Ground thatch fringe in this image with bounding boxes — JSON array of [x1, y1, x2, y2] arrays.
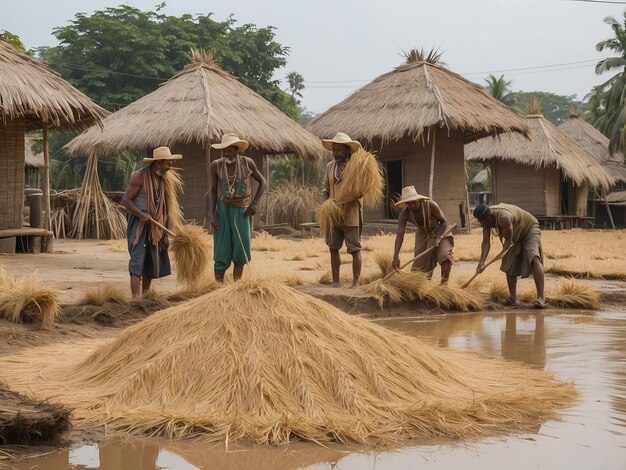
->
[[0, 39, 107, 131], [0, 381, 70, 445], [0, 268, 61, 326], [0, 279, 575, 444]]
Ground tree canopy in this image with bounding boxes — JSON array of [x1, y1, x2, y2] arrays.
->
[[37, 5, 299, 118]]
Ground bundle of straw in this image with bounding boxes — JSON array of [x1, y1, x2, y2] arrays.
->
[[0, 268, 62, 326], [0, 279, 575, 444], [169, 224, 213, 290], [317, 149, 384, 236]]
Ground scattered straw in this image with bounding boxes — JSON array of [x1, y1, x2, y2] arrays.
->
[[0, 279, 575, 445], [548, 278, 600, 310], [79, 283, 129, 306], [0, 268, 62, 326]]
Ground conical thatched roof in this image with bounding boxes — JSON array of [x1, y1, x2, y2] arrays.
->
[[24, 137, 43, 168], [465, 111, 615, 189], [558, 112, 626, 184], [66, 51, 324, 160], [307, 55, 529, 144], [0, 39, 107, 131]]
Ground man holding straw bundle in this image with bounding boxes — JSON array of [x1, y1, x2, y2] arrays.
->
[[207, 133, 266, 282], [392, 186, 454, 284], [473, 203, 546, 308], [319, 132, 383, 288], [121, 147, 183, 297]]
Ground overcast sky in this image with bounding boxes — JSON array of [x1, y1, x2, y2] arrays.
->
[[3, 0, 626, 113]]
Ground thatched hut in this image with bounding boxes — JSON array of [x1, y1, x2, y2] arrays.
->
[[306, 49, 529, 227], [0, 38, 106, 251], [465, 101, 614, 222], [66, 50, 325, 222], [559, 110, 626, 228]]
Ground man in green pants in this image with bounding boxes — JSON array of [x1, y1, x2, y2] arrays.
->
[[207, 134, 266, 282]]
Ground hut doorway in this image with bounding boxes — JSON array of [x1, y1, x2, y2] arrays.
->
[[386, 159, 403, 218], [561, 179, 570, 215]]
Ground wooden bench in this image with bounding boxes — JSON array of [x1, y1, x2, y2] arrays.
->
[[299, 222, 320, 236]]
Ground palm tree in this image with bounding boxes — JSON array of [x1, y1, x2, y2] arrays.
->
[[590, 13, 626, 161], [485, 74, 514, 107], [286, 72, 304, 104]]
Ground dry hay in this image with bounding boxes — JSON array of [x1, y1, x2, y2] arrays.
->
[[267, 183, 320, 229], [281, 273, 304, 286], [170, 224, 213, 290], [547, 278, 600, 310], [79, 283, 129, 306], [252, 231, 289, 252], [0, 268, 61, 326], [358, 254, 484, 311], [334, 149, 384, 207], [0, 380, 70, 445], [0, 279, 575, 445], [316, 198, 345, 238]]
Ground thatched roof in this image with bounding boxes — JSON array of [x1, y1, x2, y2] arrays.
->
[[66, 51, 324, 160], [307, 53, 529, 145], [0, 39, 107, 132], [558, 113, 626, 184], [24, 137, 43, 168], [465, 112, 615, 189]]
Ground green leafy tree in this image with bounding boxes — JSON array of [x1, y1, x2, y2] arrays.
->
[[286, 71, 304, 103], [0, 30, 28, 53], [587, 13, 626, 160], [508, 91, 583, 125]]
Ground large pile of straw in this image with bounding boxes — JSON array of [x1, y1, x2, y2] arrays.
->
[[318, 149, 383, 236], [0, 268, 61, 325], [0, 279, 575, 444]]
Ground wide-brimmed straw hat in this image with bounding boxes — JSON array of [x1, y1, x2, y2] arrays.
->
[[395, 186, 429, 208], [211, 133, 250, 151], [143, 146, 183, 163], [321, 132, 362, 153]]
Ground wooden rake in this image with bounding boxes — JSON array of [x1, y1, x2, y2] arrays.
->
[[383, 223, 458, 281], [461, 243, 515, 288]]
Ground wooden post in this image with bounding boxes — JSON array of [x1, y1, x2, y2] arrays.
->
[[264, 155, 271, 225], [601, 187, 616, 230], [428, 128, 436, 199], [42, 125, 51, 232], [205, 144, 211, 226]]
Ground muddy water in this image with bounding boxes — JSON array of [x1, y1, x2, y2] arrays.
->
[[15, 309, 626, 469]]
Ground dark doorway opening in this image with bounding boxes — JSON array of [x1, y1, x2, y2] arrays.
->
[[386, 159, 403, 219], [561, 179, 570, 214]]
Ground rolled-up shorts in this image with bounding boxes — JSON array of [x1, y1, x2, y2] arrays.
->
[[325, 225, 361, 253]]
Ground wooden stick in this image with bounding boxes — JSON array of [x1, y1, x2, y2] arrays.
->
[[150, 219, 176, 237], [383, 223, 458, 281], [461, 243, 515, 288]]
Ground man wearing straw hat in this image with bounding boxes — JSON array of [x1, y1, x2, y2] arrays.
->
[[207, 133, 266, 282], [321, 132, 363, 288], [473, 203, 545, 308], [392, 186, 454, 284], [121, 146, 182, 297]]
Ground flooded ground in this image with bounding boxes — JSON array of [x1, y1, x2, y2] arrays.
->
[[14, 307, 626, 469]]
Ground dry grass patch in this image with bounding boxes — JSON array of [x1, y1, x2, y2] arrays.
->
[[79, 283, 129, 306], [0, 268, 62, 326]]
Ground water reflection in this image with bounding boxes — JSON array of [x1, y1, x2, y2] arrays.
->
[[501, 313, 546, 367]]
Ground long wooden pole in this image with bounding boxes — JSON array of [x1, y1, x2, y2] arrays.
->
[[42, 125, 51, 232], [461, 243, 515, 288], [428, 129, 436, 199], [383, 223, 458, 281]]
